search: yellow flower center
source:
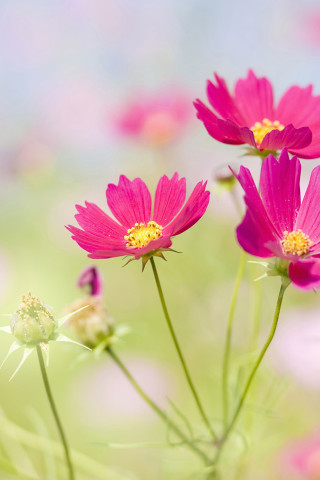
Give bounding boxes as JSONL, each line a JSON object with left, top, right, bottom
{"left": 281, "top": 230, "right": 313, "bottom": 257}
{"left": 124, "top": 221, "right": 163, "bottom": 248}
{"left": 250, "top": 118, "right": 285, "bottom": 146}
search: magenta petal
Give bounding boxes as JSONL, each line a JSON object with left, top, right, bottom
{"left": 88, "top": 248, "right": 130, "bottom": 259}
{"left": 233, "top": 165, "right": 279, "bottom": 246}
{"left": 216, "top": 119, "right": 256, "bottom": 146}
{"left": 131, "top": 235, "right": 173, "bottom": 259}
{"left": 90, "top": 236, "right": 173, "bottom": 260}
{"left": 276, "top": 85, "right": 320, "bottom": 126}
{"left": 260, "top": 125, "right": 312, "bottom": 151}
{"left": 66, "top": 225, "right": 125, "bottom": 252}
{"left": 234, "top": 70, "right": 274, "bottom": 126}
{"left": 194, "top": 100, "right": 251, "bottom": 145}
{"left": 295, "top": 165, "right": 320, "bottom": 242}
{"left": 236, "top": 211, "right": 276, "bottom": 257}
{"left": 206, "top": 75, "right": 245, "bottom": 124}
{"left": 166, "top": 181, "right": 210, "bottom": 236}
{"left": 259, "top": 150, "right": 301, "bottom": 236}
{"left": 290, "top": 127, "right": 320, "bottom": 159}
{"left": 75, "top": 202, "right": 126, "bottom": 239}
{"left": 106, "top": 175, "right": 152, "bottom": 229}
{"left": 153, "top": 173, "right": 186, "bottom": 226}
{"left": 289, "top": 258, "right": 320, "bottom": 290}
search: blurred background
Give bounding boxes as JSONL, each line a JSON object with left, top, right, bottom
{"left": 2, "top": 0, "right": 320, "bottom": 478}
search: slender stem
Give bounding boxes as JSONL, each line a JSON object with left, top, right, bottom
{"left": 150, "top": 257, "right": 217, "bottom": 441}
{"left": 36, "top": 345, "right": 75, "bottom": 480}
{"left": 222, "top": 250, "right": 246, "bottom": 427}
{"left": 106, "top": 346, "right": 210, "bottom": 463}
{"left": 220, "top": 280, "right": 288, "bottom": 450}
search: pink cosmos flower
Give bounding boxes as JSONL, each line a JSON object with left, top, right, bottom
{"left": 281, "top": 432, "right": 320, "bottom": 479}
{"left": 115, "top": 89, "right": 191, "bottom": 146}
{"left": 67, "top": 173, "right": 210, "bottom": 263}
{"left": 233, "top": 148, "right": 320, "bottom": 290}
{"left": 194, "top": 70, "right": 320, "bottom": 159}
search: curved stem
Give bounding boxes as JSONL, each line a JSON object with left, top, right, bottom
{"left": 36, "top": 345, "right": 75, "bottom": 480}
{"left": 106, "top": 346, "right": 210, "bottom": 463}
{"left": 219, "top": 280, "right": 288, "bottom": 453}
{"left": 150, "top": 257, "right": 217, "bottom": 441}
{"left": 222, "top": 250, "right": 246, "bottom": 427}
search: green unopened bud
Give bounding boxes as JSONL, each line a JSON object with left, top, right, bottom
{"left": 67, "top": 296, "right": 114, "bottom": 348}
{"left": 10, "top": 293, "right": 56, "bottom": 344}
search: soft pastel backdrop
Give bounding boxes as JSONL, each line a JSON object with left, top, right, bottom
{"left": 1, "top": 1, "right": 320, "bottom": 479}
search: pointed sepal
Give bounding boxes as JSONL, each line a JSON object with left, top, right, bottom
{"left": 53, "top": 333, "right": 91, "bottom": 350}
{"left": 0, "top": 326, "right": 12, "bottom": 334}
{"left": 9, "top": 346, "right": 34, "bottom": 382}
{"left": 57, "top": 305, "right": 90, "bottom": 327}
{"left": 0, "top": 341, "right": 23, "bottom": 370}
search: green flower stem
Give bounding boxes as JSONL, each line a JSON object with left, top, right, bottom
{"left": 218, "top": 280, "right": 289, "bottom": 459}
{"left": 36, "top": 345, "right": 75, "bottom": 480}
{"left": 106, "top": 346, "right": 210, "bottom": 463}
{"left": 222, "top": 250, "right": 246, "bottom": 428}
{"left": 150, "top": 257, "right": 217, "bottom": 442}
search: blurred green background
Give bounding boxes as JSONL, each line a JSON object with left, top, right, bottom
{"left": 2, "top": 0, "right": 320, "bottom": 479}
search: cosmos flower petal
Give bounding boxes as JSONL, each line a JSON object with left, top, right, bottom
{"left": 295, "top": 165, "right": 320, "bottom": 242}
{"left": 75, "top": 202, "right": 126, "bottom": 239}
{"left": 206, "top": 74, "right": 245, "bottom": 124}
{"left": 289, "top": 258, "right": 320, "bottom": 290}
{"left": 196, "top": 70, "right": 320, "bottom": 158}
{"left": 106, "top": 175, "right": 152, "bottom": 228}
{"left": 166, "top": 181, "right": 210, "bottom": 236}
{"left": 88, "top": 248, "right": 130, "bottom": 259}
{"left": 69, "top": 174, "right": 209, "bottom": 261}
{"left": 259, "top": 125, "right": 312, "bottom": 151}
{"left": 194, "top": 100, "right": 255, "bottom": 145}
{"left": 232, "top": 165, "right": 279, "bottom": 245}
{"left": 153, "top": 173, "right": 186, "bottom": 226}
{"left": 275, "top": 85, "right": 320, "bottom": 126}
{"left": 234, "top": 69, "right": 274, "bottom": 126}
{"left": 66, "top": 227, "right": 126, "bottom": 257}
{"left": 290, "top": 126, "right": 320, "bottom": 159}
{"left": 236, "top": 211, "right": 276, "bottom": 257}
{"left": 260, "top": 150, "right": 301, "bottom": 236}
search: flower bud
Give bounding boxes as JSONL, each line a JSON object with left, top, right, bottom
{"left": 214, "top": 165, "right": 236, "bottom": 190}
{"left": 67, "top": 296, "right": 114, "bottom": 348}
{"left": 10, "top": 293, "right": 56, "bottom": 344}
{"left": 77, "top": 265, "right": 103, "bottom": 297}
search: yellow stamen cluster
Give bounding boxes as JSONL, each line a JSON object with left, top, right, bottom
{"left": 281, "top": 230, "right": 313, "bottom": 257}
{"left": 124, "top": 221, "right": 163, "bottom": 248}
{"left": 16, "top": 293, "right": 53, "bottom": 321}
{"left": 250, "top": 118, "right": 285, "bottom": 146}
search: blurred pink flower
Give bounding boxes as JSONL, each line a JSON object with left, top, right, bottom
{"left": 195, "top": 69, "right": 320, "bottom": 159}
{"left": 233, "top": 149, "right": 320, "bottom": 290}
{"left": 115, "top": 89, "right": 192, "bottom": 146}
{"left": 282, "top": 433, "right": 320, "bottom": 479}
{"left": 271, "top": 311, "right": 320, "bottom": 389}
{"left": 67, "top": 173, "right": 210, "bottom": 262}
